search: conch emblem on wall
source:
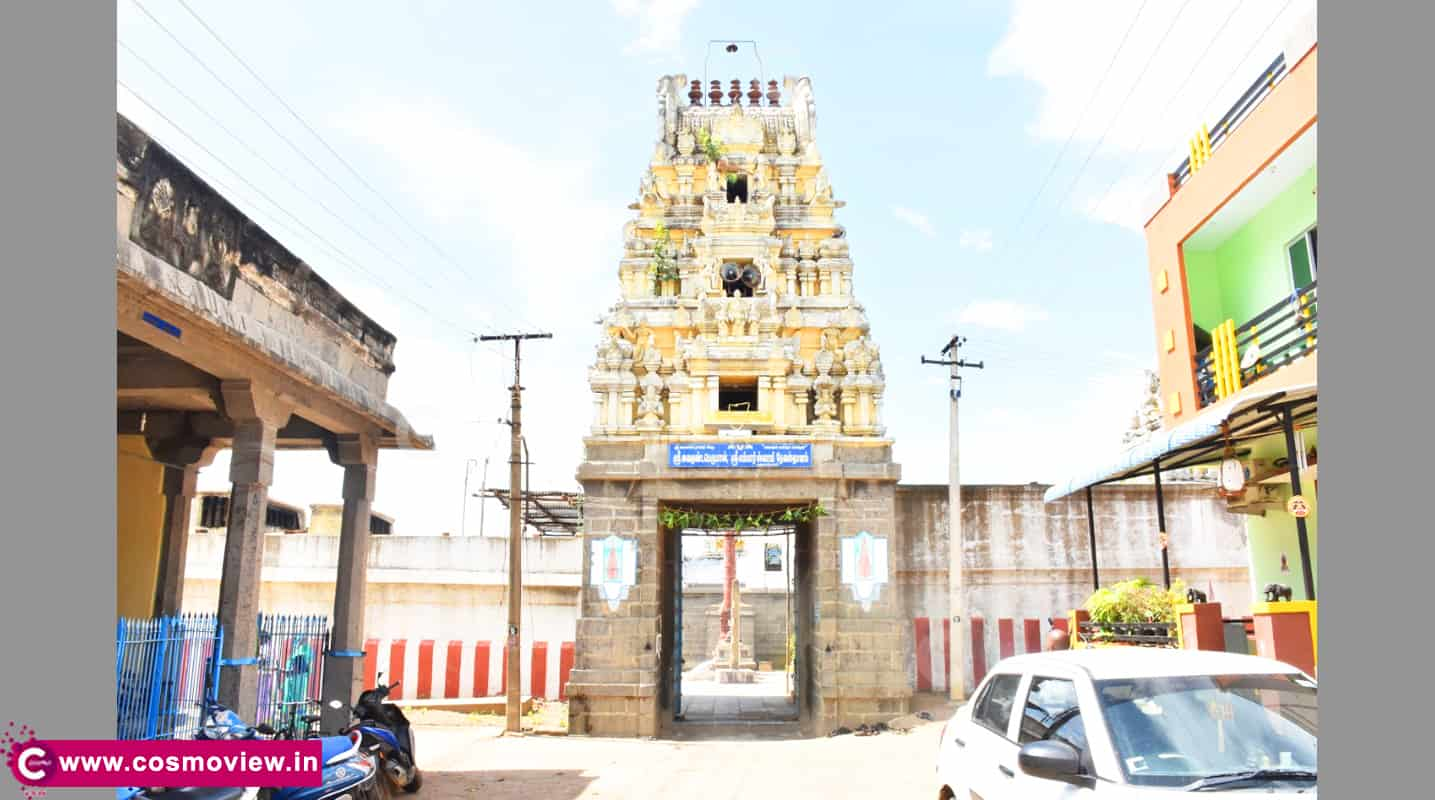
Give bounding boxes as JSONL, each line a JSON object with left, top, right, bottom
{"left": 591, "top": 534, "right": 639, "bottom": 612}
{"left": 839, "top": 531, "right": 889, "bottom": 612}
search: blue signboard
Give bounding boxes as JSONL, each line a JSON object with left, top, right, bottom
{"left": 669, "top": 443, "right": 813, "bottom": 469}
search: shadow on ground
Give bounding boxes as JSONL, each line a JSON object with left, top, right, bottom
{"left": 419, "top": 769, "right": 595, "bottom": 800}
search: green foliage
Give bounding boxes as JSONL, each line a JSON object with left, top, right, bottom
{"left": 1083, "top": 578, "right": 1188, "bottom": 625}
{"left": 648, "top": 222, "right": 680, "bottom": 289}
{"left": 697, "top": 128, "right": 724, "bottom": 162}
{"left": 659, "top": 503, "right": 828, "bottom": 531}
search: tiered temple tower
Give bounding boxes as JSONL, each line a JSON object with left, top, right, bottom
{"left": 567, "top": 74, "right": 907, "bottom": 738}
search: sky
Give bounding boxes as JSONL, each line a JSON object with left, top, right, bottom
{"left": 115, "top": 0, "right": 1317, "bottom": 536}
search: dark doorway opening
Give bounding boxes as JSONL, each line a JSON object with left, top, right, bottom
{"left": 726, "top": 174, "right": 748, "bottom": 204}
{"left": 717, "top": 378, "right": 759, "bottom": 412}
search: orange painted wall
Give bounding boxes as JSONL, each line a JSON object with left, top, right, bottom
{"left": 1144, "top": 46, "right": 1317, "bottom": 428}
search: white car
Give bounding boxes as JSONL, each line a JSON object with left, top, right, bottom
{"left": 936, "top": 649, "right": 1317, "bottom": 797}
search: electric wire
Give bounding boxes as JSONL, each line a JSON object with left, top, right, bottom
{"left": 118, "top": 81, "right": 477, "bottom": 337}
{"left": 996, "top": 0, "right": 1197, "bottom": 285}
{"left": 1000, "top": 0, "right": 1153, "bottom": 238}
{"left": 1084, "top": 0, "right": 1301, "bottom": 231}
{"left": 126, "top": 0, "right": 540, "bottom": 338}
{"left": 167, "top": 0, "right": 550, "bottom": 336}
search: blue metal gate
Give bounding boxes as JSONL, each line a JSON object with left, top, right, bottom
{"left": 116, "top": 614, "right": 223, "bottom": 740}
{"left": 255, "top": 614, "right": 330, "bottom": 738}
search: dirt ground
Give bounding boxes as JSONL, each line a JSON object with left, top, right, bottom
{"left": 403, "top": 695, "right": 958, "bottom": 800}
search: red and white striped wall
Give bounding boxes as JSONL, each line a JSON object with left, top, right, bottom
{"left": 361, "top": 638, "right": 575, "bottom": 702}
{"left": 912, "top": 615, "right": 1068, "bottom": 692}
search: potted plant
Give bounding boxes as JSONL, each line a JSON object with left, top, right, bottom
{"left": 1081, "top": 578, "right": 1187, "bottom": 647}
{"left": 648, "top": 222, "right": 680, "bottom": 295}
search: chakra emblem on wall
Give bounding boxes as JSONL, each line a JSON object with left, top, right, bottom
{"left": 591, "top": 535, "right": 638, "bottom": 611}
{"left": 839, "top": 531, "right": 889, "bottom": 612}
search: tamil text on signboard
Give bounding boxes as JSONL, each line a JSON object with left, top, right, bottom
{"left": 668, "top": 443, "right": 813, "bottom": 469}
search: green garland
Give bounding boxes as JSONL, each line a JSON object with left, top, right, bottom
{"left": 659, "top": 503, "right": 828, "bottom": 532}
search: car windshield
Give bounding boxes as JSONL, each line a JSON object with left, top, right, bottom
{"left": 1094, "top": 673, "right": 1317, "bottom": 788}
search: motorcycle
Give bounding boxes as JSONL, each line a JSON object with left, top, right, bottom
{"left": 332, "top": 672, "right": 421, "bottom": 793}
{"left": 117, "top": 700, "right": 384, "bottom": 800}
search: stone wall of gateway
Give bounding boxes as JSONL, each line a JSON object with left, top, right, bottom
{"left": 565, "top": 440, "right": 908, "bottom": 738}
{"left": 894, "top": 483, "right": 1251, "bottom": 692}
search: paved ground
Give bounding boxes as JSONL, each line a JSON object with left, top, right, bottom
{"left": 680, "top": 670, "right": 798, "bottom": 722}
{"left": 405, "top": 695, "right": 956, "bottom": 800}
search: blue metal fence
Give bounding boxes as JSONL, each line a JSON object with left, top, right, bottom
{"left": 116, "top": 614, "right": 223, "bottom": 740}
{"left": 256, "top": 614, "right": 330, "bottom": 738}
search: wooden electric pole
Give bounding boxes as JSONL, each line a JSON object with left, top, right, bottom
{"left": 921, "top": 335, "right": 982, "bottom": 701}
{"left": 480, "top": 332, "right": 551, "bottom": 732}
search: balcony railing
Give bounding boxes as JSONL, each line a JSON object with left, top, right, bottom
{"left": 1170, "top": 53, "right": 1288, "bottom": 190}
{"left": 1195, "top": 281, "right": 1317, "bottom": 408}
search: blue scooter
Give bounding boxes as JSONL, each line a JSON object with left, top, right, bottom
{"left": 331, "top": 672, "right": 421, "bottom": 793}
{"left": 117, "top": 700, "right": 383, "bottom": 800}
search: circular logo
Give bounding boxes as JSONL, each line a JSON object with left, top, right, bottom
{"left": 12, "top": 742, "right": 55, "bottom": 786}
{"left": 1286, "top": 495, "right": 1311, "bottom": 518}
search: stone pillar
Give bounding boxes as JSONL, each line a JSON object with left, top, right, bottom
{"left": 321, "top": 433, "right": 378, "bottom": 732}
{"left": 606, "top": 386, "right": 621, "bottom": 431}
{"left": 618, "top": 384, "right": 637, "bottom": 434}
{"left": 591, "top": 390, "right": 607, "bottom": 435}
{"left": 790, "top": 380, "right": 811, "bottom": 430}
{"left": 772, "top": 376, "right": 789, "bottom": 433}
{"left": 799, "top": 262, "right": 817, "bottom": 297}
{"left": 667, "top": 373, "right": 690, "bottom": 432}
{"left": 708, "top": 375, "right": 721, "bottom": 414}
{"left": 150, "top": 439, "right": 219, "bottom": 616}
{"left": 840, "top": 385, "right": 858, "bottom": 433}
{"left": 216, "top": 380, "right": 291, "bottom": 720}
{"left": 757, "top": 376, "right": 772, "bottom": 417}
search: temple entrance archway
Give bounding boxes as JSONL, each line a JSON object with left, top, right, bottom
{"left": 658, "top": 504, "right": 817, "bottom": 735}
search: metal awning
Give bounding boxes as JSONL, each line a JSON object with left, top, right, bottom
{"left": 483, "top": 489, "right": 583, "bottom": 536}
{"left": 1043, "top": 383, "right": 1317, "bottom": 505}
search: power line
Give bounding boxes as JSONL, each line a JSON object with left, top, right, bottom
{"left": 117, "top": 39, "right": 469, "bottom": 316}
{"left": 169, "top": 0, "right": 548, "bottom": 336}
{"left": 117, "top": 80, "right": 490, "bottom": 347}
{"left": 125, "top": 0, "right": 535, "bottom": 339}
{"left": 1006, "top": 0, "right": 1197, "bottom": 273}
{"left": 1002, "top": 0, "right": 1153, "bottom": 237}
{"left": 1084, "top": 0, "right": 1300, "bottom": 229}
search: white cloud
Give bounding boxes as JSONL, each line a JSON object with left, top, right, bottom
{"left": 611, "top": 0, "right": 700, "bottom": 55}
{"left": 194, "top": 98, "right": 629, "bottom": 536}
{"left": 989, "top": 0, "right": 1316, "bottom": 220}
{"left": 892, "top": 206, "right": 936, "bottom": 237}
{"left": 954, "top": 300, "right": 1050, "bottom": 333}
{"left": 959, "top": 228, "right": 994, "bottom": 252}
{"left": 1080, "top": 172, "right": 1156, "bottom": 231}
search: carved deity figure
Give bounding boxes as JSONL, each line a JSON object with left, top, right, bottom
{"left": 637, "top": 370, "right": 665, "bottom": 425}
{"left": 807, "top": 168, "right": 833, "bottom": 204}
{"left": 724, "top": 292, "right": 751, "bottom": 337}
{"left": 813, "top": 348, "right": 838, "bottom": 423}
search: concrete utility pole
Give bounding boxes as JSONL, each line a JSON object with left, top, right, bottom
{"left": 480, "top": 332, "right": 551, "bottom": 733}
{"left": 922, "top": 335, "right": 982, "bottom": 701}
